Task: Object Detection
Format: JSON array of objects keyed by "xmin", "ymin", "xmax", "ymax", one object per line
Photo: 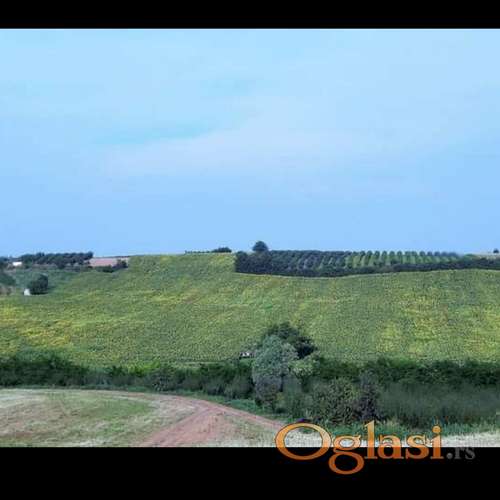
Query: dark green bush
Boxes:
[
  {"xmin": 356, "ymin": 371, "xmax": 381, "ymax": 422},
  {"xmin": 310, "ymin": 378, "xmax": 359, "ymax": 426},
  {"xmin": 261, "ymin": 322, "xmax": 316, "ymax": 359},
  {"xmin": 379, "ymin": 382, "xmax": 500, "ymax": 428},
  {"xmin": 316, "ymin": 357, "xmax": 500, "ymax": 388},
  {"xmin": 223, "ymin": 374, "xmax": 253, "ymax": 399},
  {"xmin": 281, "ymin": 375, "xmax": 307, "ymax": 418},
  {"xmin": 28, "ymin": 274, "xmax": 49, "ymax": 295}
]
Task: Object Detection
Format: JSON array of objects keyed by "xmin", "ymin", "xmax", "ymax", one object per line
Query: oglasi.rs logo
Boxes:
[{"xmin": 275, "ymin": 421, "xmax": 444, "ymax": 475}]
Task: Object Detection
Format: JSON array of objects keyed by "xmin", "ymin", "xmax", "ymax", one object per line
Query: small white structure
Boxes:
[
  {"xmin": 23, "ymin": 288, "xmax": 31, "ymax": 296},
  {"xmin": 12, "ymin": 261, "xmax": 23, "ymax": 268}
]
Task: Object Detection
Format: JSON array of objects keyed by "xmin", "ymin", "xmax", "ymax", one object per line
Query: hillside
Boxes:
[{"xmin": 0, "ymin": 254, "xmax": 499, "ymax": 367}]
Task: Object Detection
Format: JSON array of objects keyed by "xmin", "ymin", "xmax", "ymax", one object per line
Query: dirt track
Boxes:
[{"xmin": 140, "ymin": 395, "xmax": 284, "ymax": 447}]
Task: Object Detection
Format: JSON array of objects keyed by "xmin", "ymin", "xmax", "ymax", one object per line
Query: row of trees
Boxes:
[
  {"xmin": 234, "ymin": 247, "xmax": 500, "ymax": 278},
  {"xmin": 19, "ymin": 252, "xmax": 94, "ymax": 269}
]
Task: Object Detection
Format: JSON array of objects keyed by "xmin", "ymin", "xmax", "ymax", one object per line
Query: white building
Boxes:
[
  {"xmin": 23, "ymin": 288, "xmax": 31, "ymax": 296},
  {"xmin": 12, "ymin": 261, "xmax": 23, "ymax": 268}
]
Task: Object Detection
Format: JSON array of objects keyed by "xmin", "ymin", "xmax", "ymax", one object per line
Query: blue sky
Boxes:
[{"xmin": 2, "ymin": 29, "xmax": 500, "ymax": 256}]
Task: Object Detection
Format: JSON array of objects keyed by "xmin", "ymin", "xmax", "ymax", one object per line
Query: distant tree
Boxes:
[
  {"xmin": 28, "ymin": 275, "xmax": 49, "ymax": 295},
  {"xmin": 252, "ymin": 241, "xmax": 269, "ymax": 253},
  {"xmin": 494, "ymin": 249, "xmax": 499, "ymax": 254},
  {"xmin": 211, "ymin": 247, "xmax": 232, "ymax": 253},
  {"xmin": 0, "ymin": 257, "xmax": 8, "ymax": 270}
]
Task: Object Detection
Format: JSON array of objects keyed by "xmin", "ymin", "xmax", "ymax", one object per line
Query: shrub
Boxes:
[
  {"xmin": 310, "ymin": 378, "xmax": 359, "ymax": 426},
  {"xmin": 0, "ymin": 350, "xmax": 87, "ymax": 386},
  {"xmin": 28, "ymin": 274, "xmax": 49, "ymax": 295},
  {"xmin": 355, "ymin": 371, "xmax": 381, "ymax": 423},
  {"xmin": 201, "ymin": 376, "xmax": 227, "ymax": 395},
  {"xmin": 224, "ymin": 374, "xmax": 253, "ymax": 399},
  {"xmin": 145, "ymin": 365, "xmax": 186, "ymax": 391},
  {"xmin": 282, "ymin": 375, "xmax": 307, "ymax": 418}
]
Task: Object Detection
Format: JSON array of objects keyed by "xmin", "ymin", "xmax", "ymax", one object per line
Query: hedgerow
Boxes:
[{"xmin": 234, "ymin": 250, "xmax": 500, "ymax": 278}]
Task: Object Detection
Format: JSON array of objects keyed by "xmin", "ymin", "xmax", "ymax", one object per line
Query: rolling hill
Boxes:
[{"xmin": 0, "ymin": 254, "xmax": 499, "ymax": 367}]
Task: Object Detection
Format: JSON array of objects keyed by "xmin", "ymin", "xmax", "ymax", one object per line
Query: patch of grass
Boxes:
[
  {"xmin": 0, "ymin": 388, "xmax": 193, "ymax": 447},
  {"xmin": 0, "ymin": 254, "xmax": 499, "ymax": 366}
]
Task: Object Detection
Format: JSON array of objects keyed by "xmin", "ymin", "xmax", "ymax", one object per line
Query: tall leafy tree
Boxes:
[
  {"xmin": 251, "ymin": 335, "xmax": 297, "ymax": 408},
  {"xmin": 252, "ymin": 241, "xmax": 269, "ymax": 253}
]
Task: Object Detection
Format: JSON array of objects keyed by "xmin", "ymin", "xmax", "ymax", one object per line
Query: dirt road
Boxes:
[{"xmin": 140, "ymin": 395, "xmax": 284, "ymax": 447}]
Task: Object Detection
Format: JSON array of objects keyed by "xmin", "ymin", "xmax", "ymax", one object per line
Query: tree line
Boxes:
[
  {"xmin": 234, "ymin": 244, "xmax": 500, "ymax": 278},
  {"xmin": 17, "ymin": 252, "xmax": 94, "ymax": 269}
]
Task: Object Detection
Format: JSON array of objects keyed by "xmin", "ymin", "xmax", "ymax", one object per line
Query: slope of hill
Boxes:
[{"xmin": 0, "ymin": 254, "xmax": 499, "ymax": 367}]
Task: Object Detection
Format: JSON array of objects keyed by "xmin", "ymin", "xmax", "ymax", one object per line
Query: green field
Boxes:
[{"xmin": 0, "ymin": 254, "xmax": 500, "ymax": 367}]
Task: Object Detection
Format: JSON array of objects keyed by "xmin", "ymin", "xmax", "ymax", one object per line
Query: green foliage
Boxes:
[
  {"xmin": 211, "ymin": 247, "xmax": 232, "ymax": 253},
  {"xmin": 261, "ymin": 322, "xmax": 316, "ymax": 359},
  {"xmin": 28, "ymin": 274, "xmax": 49, "ymax": 295},
  {"xmin": 310, "ymin": 378, "xmax": 359, "ymax": 426},
  {"xmin": 252, "ymin": 335, "xmax": 298, "ymax": 408},
  {"xmin": 281, "ymin": 375, "xmax": 307, "ymax": 418},
  {"xmin": 317, "ymin": 358, "xmax": 500, "ymax": 387},
  {"xmin": 96, "ymin": 260, "xmax": 128, "ymax": 273},
  {"xmin": 356, "ymin": 371, "xmax": 381, "ymax": 422},
  {"xmin": 19, "ymin": 252, "xmax": 93, "ymax": 269},
  {"xmin": 0, "ymin": 350, "xmax": 253, "ymax": 398},
  {"xmin": 234, "ymin": 249, "xmax": 496, "ymax": 278},
  {"xmin": 0, "ymin": 271, "xmax": 15, "ymax": 287},
  {"xmin": 252, "ymin": 241, "xmax": 269, "ymax": 253},
  {"xmin": 0, "ymin": 350, "xmax": 88, "ymax": 386},
  {"xmin": 224, "ymin": 373, "xmax": 253, "ymax": 399},
  {"xmin": 379, "ymin": 383, "xmax": 500, "ymax": 428}
]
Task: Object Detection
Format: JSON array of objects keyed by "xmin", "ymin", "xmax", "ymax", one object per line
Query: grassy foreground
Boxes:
[
  {"xmin": 0, "ymin": 389, "xmax": 178, "ymax": 446},
  {"xmin": 0, "ymin": 388, "xmax": 280, "ymax": 447},
  {"xmin": 0, "ymin": 254, "xmax": 500, "ymax": 366}
]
